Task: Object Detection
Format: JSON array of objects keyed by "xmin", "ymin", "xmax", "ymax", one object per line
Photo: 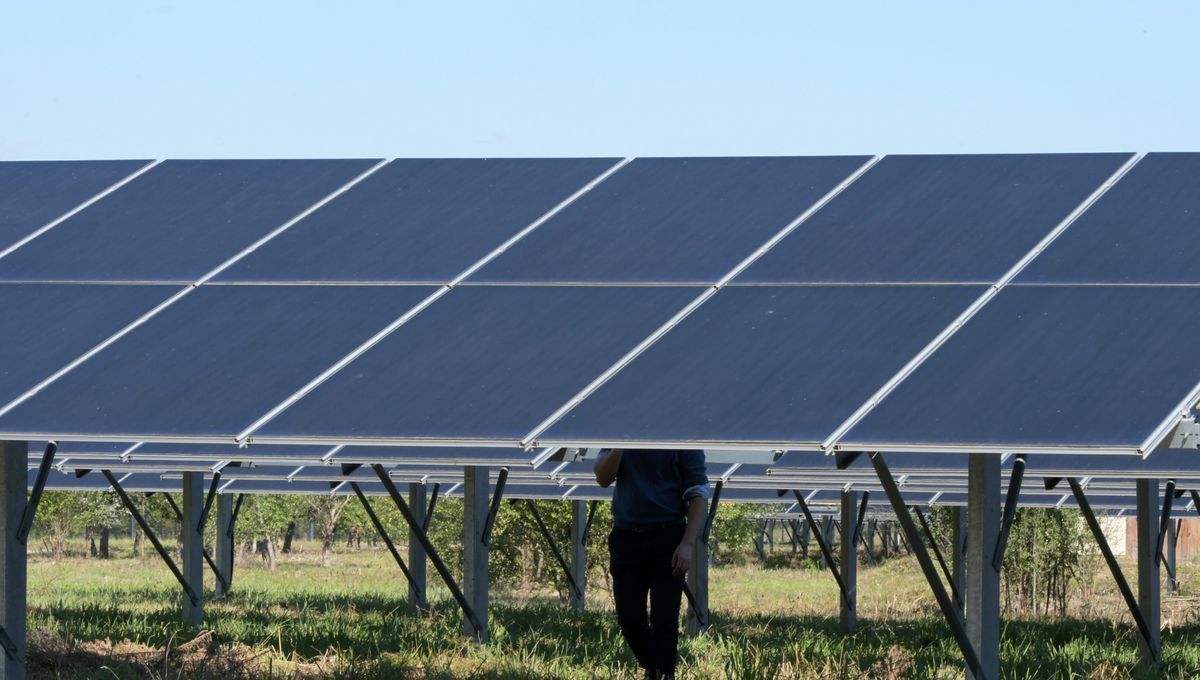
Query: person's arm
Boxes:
[
  {"xmin": 593, "ymin": 449, "xmax": 624, "ymax": 487},
  {"xmin": 671, "ymin": 495, "xmax": 707, "ymax": 576},
  {"xmin": 671, "ymin": 450, "xmax": 711, "ymax": 576}
]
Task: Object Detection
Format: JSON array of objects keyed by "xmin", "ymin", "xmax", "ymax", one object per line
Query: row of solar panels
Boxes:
[
  {"xmin": 1, "ymin": 155, "xmax": 1199, "ymax": 456},
  {"xmin": 31, "ymin": 445, "xmax": 1199, "ymax": 513}
]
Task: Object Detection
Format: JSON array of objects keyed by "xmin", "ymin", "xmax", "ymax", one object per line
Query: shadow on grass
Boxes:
[{"xmin": 30, "ymin": 589, "xmax": 1200, "ymax": 679}]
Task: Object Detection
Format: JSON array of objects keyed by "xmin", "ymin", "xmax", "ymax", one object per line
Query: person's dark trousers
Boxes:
[{"xmin": 609, "ymin": 523, "xmax": 686, "ymax": 678}]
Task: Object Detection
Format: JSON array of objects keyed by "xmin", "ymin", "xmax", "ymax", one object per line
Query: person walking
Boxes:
[{"xmin": 594, "ymin": 448, "xmax": 710, "ymax": 680}]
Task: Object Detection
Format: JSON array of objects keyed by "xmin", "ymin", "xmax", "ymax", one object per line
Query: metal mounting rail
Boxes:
[
  {"xmin": 370, "ymin": 464, "xmax": 485, "ymax": 639},
  {"xmin": 869, "ymin": 453, "xmax": 986, "ymax": 680},
  {"xmin": 105, "ymin": 471, "xmax": 200, "ymax": 608},
  {"xmin": 350, "ymin": 481, "xmax": 422, "ymax": 603},
  {"xmin": 1067, "ymin": 477, "xmax": 1160, "ymax": 668}
]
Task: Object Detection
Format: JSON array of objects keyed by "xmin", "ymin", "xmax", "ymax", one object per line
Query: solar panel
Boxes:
[
  {"xmin": 467, "ymin": 156, "xmax": 870, "ymax": 283},
  {"xmin": 737, "ymin": 153, "xmax": 1132, "ymax": 283},
  {"xmin": 0, "ymin": 160, "xmax": 150, "ymax": 252},
  {"xmin": 130, "ymin": 442, "xmax": 335, "ymax": 463},
  {"xmin": 839, "ymin": 286, "xmax": 1200, "ymax": 454},
  {"xmin": 0, "ymin": 159, "xmax": 379, "ymax": 282},
  {"xmin": 0, "ymin": 285, "xmax": 435, "ymax": 440},
  {"xmin": 330, "ymin": 446, "xmax": 537, "ymax": 466},
  {"xmin": 0, "ymin": 283, "xmax": 177, "ymax": 407},
  {"xmin": 251, "ymin": 285, "xmax": 698, "ymax": 444},
  {"xmin": 539, "ymin": 285, "xmax": 981, "ymax": 448},
  {"xmin": 215, "ymin": 158, "xmax": 619, "ymax": 283},
  {"xmin": 1018, "ymin": 153, "xmax": 1200, "ymax": 284}
]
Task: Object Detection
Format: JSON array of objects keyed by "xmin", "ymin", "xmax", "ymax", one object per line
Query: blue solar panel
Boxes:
[
  {"xmin": 0, "ymin": 284, "xmax": 435, "ymax": 439},
  {"xmin": 841, "ymin": 286, "xmax": 1200, "ymax": 452},
  {"xmin": 1018, "ymin": 153, "xmax": 1200, "ymax": 284},
  {"xmin": 468, "ymin": 156, "xmax": 869, "ymax": 283},
  {"xmin": 0, "ymin": 159, "xmax": 379, "ymax": 282},
  {"xmin": 737, "ymin": 153, "xmax": 1132, "ymax": 283},
  {"xmin": 539, "ymin": 285, "xmax": 982, "ymax": 447},
  {"xmin": 0, "ymin": 160, "xmax": 149, "ymax": 252},
  {"xmin": 130, "ymin": 442, "xmax": 335, "ymax": 462},
  {"xmin": 216, "ymin": 158, "xmax": 618, "ymax": 283},
  {"xmin": 0, "ymin": 283, "xmax": 177, "ymax": 408},
  {"xmin": 253, "ymin": 285, "xmax": 699, "ymax": 443}
]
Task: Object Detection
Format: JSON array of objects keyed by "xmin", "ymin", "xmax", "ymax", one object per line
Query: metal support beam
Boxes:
[
  {"xmin": 1068, "ymin": 478, "xmax": 1160, "ymax": 669},
  {"xmin": 870, "ymin": 453, "xmax": 987, "ymax": 680},
  {"xmin": 1155, "ymin": 479, "xmax": 1176, "ymax": 576},
  {"xmin": 840, "ymin": 490, "xmax": 859, "ymax": 633},
  {"xmin": 791, "ymin": 490, "xmax": 854, "ymax": 615},
  {"xmin": 687, "ymin": 481, "xmax": 721, "ymax": 636},
  {"xmin": 568, "ymin": 500, "xmax": 588, "ymax": 611},
  {"xmin": 423, "ymin": 483, "xmax": 439, "ymax": 533},
  {"xmin": 181, "ymin": 472, "xmax": 204, "ymax": 625},
  {"xmin": 951, "ymin": 506, "xmax": 966, "ymax": 612},
  {"xmin": 913, "ymin": 504, "xmax": 963, "ymax": 612},
  {"xmin": 1166, "ymin": 517, "xmax": 1179, "ymax": 595},
  {"xmin": 351, "ymin": 482, "xmax": 421, "ymax": 602},
  {"xmin": 966, "ymin": 453, "xmax": 1001, "ymax": 680},
  {"xmin": 16, "ymin": 441, "xmax": 55, "ymax": 546},
  {"xmin": 196, "ymin": 471, "xmax": 221, "ymax": 534},
  {"xmin": 408, "ymin": 483, "xmax": 428, "ymax": 611},
  {"xmin": 480, "ymin": 467, "xmax": 508, "ymax": 548},
  {"xmin": 463, "ymin": 466, "xmax": 490, "ymax": 642},
  {"xmin": 523, "ymin": 500, "xmax": 584, "ymax": 604},
  {"xmin": 992, "ymin": 454, "xmax": 1026, "ymax": 571},
  {"xmin": 155, "ymin": 488, "xmax": 229, "ymax": 595},
  {"xmin": 370, "ymin": 465, "xmax": 484, "ymax": 639},
  {"xmin": 1136, "ymin": 479, "xmax": 1162, "ymax": 671},
  {"xmin": 214, "ymin": 494, "xmax": 234, "ymax": 598},
  {"xmin": 0, "ymin": 441, "xmax": 28, "ymax": 678},
  {"xmin": 104, "ymin": 471, "xmax": 200, "ymax": 612}
]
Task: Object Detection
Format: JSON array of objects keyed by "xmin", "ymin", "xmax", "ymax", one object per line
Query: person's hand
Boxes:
[{"xmin": 671, "ymin": 541, "xmax": 693, "ymax": 577}]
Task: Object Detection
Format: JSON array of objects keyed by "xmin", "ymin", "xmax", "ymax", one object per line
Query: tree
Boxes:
[
  {"xmin": 306, "ymin": 495, "xmax": 353, "ymax": 567},
  {"xmin": 33, "ymin": 491, "xmax": 123, "ymax": 559}
]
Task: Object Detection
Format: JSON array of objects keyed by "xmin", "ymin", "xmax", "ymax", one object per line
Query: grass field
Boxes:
[{"xmin": 25, "ymin": 539, "xmax": 1200, "ymax": 679}]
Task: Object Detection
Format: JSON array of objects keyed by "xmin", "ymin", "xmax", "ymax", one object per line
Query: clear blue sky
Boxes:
[{"xmin": 3, "ymin": 2, "xmax": 1197, "ymax": 159}]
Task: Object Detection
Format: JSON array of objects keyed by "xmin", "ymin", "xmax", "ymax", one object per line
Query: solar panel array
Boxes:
[{"xmin": 1, "ymin": 154, "xmax": 1199, "ymax": 459}]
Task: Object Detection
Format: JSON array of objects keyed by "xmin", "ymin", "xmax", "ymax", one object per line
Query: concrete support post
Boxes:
[
  {"xmin": 214, "ymin": 494, "xmax": 234, "ymax": 598},
  {"xmin": 951, "ymin": 506, "xmax": 966, "ymax": 611},
  {"xmin": 1167, "ymin": 518, "xmax": 1178, "ymax": 595},
  {"xmin": 181, "ymin": 472, "xmax": 204, "ymax": 626},
  {"xmin": 569, "ymin": 500, "xmax": 587, "ymax": 611},
  {"xmin": 840, "ymin": 491, "xmax": 859, "ymax": 633},
  {"xmin": 1136, "ymin": 479, "xmax": 1162, "ymax": 670},
  {"xmin": 463, "ymin": 467, "xmax": 489, "ymax": 642},
  {"xmin": 966, "ymin": 454, "xmax": 1000, "ymax": 680},
  {"xmin": 685, "ymin": 536, "xmax": 709, "ymax": 637},
  {"xmin": 408, "ymin": 483, "xmax": 428, "ymax": 611},
  {"xmin": 0, "ymin": 441, "xmax": 27, "ymax": 680}
]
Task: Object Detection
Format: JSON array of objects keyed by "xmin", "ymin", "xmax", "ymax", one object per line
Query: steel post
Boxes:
[
  {"xmin": 965, "ymin": 454, "xmax": 1000, "ymax": 680},
  {"xmin": 463, "ymin": 466, "xmax": 489, "ymax": 642},
  {"xmin": 1136, "ymin": 479, "xmax": 1162, "ymax": 670},
  {"xmin": 408, "ymin": 482, "xmax": 428, "ymax": 611},
  {"xmin": 181, "ymin": 472, "xmax": 204, "ymax": 625},
  {"xmin": 214, "ymin": 494, "xmax": 234, "ymax": 598},
  {"xmin": 0, "ymin": 441, "xmax": 27, "ymax": 680},
  {"xmin": 569, "ymin": 499, "xmax": 587, "ymax": 611},
  {"xmin": 840, "ymin": 490, "xmax": 859, "ymax": 633}
]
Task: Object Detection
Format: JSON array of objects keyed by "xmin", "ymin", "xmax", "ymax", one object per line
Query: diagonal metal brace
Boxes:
[
  {"xmin": 1068, "ymin": 477, "xmax": 1160, "ymax": 667},
  {"xmin": 196, "ymin": 471, "xmax": 222, "ymax": 533},
  {"xmin": 992, "ymin": 453, "xmax": 1026, "ymax": 571},
  {"xmin": 227, "ymin": 493, "xmax": 245, "ymax": 540},
  {"xmin": 791, "ymin": 490, "xmax": 854, "ymax": 611},
  {"xmin": 912, "ymin": 504, "xmax": 963, "ymax": 611},
  {"xmin": 104, "ymin": 471, "xmax": 200, "ymax": 608},
  {"xmin": 1155, "ymin": 479, "xmax": 1176, "ymax": 573},
  {"xmin": 854, "ymin": 491, "xmax": 869, "ymax": 545},
  {"xmin": 522, "ymin": 499, "xmax": 584, "ymax": 603},
  {"xmin": 582, "ymin": 500, "xmax": 599, "ymax": 544},
  {"xmin": 371, "ymin": 464, "xmax": 485, "ymax": 639},
  {"xmin": 17, "ymin": 441, "xmax": 58, "ymax": 545},
  {"xmin": 702, "ymin": 480, "xmax": 724, "ymax": 545},
  {"xmin": 350, "ymin": 481, "xmax": 422, "ymax": 603},
  {"xmin": 154, "ymin": 488, "xmax": 229, "ymax": 594},
  {"xmin": 870, "ymin": 453, "xmax": 987, "ymax": 680},
  {"xmin": 480, "ymin": 467, "xmax": 509, "ymax": 547},
  {"xmin": 0, "ymin": 625, "xmax": 19, "ymax": 662},
  {"xmin": 423, "ymin": 483, "xmax": 440, "ymax": 532}
]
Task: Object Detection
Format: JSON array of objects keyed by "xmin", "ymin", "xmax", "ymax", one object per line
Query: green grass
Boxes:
[{"xmin": 24, "ymin": 540, "xmax": 1200, "ymax": 679}]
